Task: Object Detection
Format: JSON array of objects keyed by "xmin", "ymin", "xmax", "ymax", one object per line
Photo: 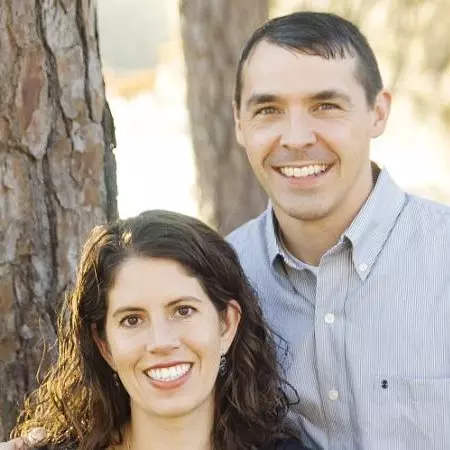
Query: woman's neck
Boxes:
[{"xmin": 126, "ymin": 398, "xmax": 214, "ymax": 450}]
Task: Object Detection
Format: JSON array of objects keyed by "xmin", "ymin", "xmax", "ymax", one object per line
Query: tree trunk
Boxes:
[
  {"xmin": 0, "ymin": 0, "xmax": 116, "ymax": 440},
  {"xmin": 179, "ymin": 0, "xmax": 269, "ymax": 235}
]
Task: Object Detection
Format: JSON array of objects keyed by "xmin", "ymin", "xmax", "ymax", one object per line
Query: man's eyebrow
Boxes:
[
  {"xmin": 309, "ymin": 89, "xmax": 352, "ymax": 104},
  {"xmin": 244, "ymin": 90, "xmax": 352, "ymax": 110},
  {"xmin": 245, "ymin": 93, "xmax": 281, "ymax": 110}
]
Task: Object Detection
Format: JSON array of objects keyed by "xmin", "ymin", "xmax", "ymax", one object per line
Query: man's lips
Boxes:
[{"xmin": 275, "ymin": 163, "xmax": 333, "ymax": 178}]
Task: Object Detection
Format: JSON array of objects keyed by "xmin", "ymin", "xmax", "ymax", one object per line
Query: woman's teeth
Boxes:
[
  {"xmin": 146, "ymin": 363, "xmax": 192, "ymax": 382},
  {"xmin": 279, "ymin": 164, "xmax": 328, "ymax": 178}
]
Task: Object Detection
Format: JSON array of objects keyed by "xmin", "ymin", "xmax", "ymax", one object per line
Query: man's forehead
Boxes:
[
  {"xmin": 240, "ymin": 41, "xmax": 359, "ymax": 97},
  {"xmin": 244, "ymin": 40, "xmax": 357, "ymax": 74}
]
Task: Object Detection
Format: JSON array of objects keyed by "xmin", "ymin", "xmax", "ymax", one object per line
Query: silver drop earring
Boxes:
[
  {"xmin": 113, "ymin": 372, "xmax": 120, "ymax": 388},
  {"xmin": 219, "ymin": 354, "xmax": 227, "ymax": 376}
]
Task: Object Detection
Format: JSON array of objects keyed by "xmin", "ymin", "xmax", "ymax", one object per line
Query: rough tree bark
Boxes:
[
  {"xmin": 0, "ymin": 0, "xmax": 117, "ymax": 440},
  {"xmin": 179, "ymin": 0, "xmax": 269, "ymax": 235}
]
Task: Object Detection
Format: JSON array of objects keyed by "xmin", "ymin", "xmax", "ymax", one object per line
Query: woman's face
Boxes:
[{"xmin": 95, "ymin": 257, "xmax": 240, "ymax": 420}]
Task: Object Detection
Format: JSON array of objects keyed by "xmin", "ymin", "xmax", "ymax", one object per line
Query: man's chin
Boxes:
[{"xmin": 274, "ymin": 199, "xmax": 332, "ymax": 223}]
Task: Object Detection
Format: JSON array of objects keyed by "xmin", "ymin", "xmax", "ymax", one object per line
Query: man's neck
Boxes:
[
  {"xmin": 277, "ymin": 213, "xmax": 346, "ymax": 266},
  {"xmin": 275, "ymin": 166, "xmax": 378, "ymax": 266}
]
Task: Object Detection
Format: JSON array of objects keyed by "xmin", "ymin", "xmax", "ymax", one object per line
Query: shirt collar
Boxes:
[
  {"xmin": 265, "ymin": 200, "xmax": 281, "ymax": 265},
  {"xmin": 344, "ymin": 166, "xmax": 406, "ymax": 280},
  {"xmin": 264, "ymin": 165, "xmax": 406, "ymax": 279}
]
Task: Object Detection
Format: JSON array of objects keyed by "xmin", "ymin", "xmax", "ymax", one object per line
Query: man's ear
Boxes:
[
  {"xmin": 371, "ymin": 90, "xmax": 391, "ymax": 138},
  {"xmin": 233, "ymin": 101, "xmax": 244, "ymax": 147},
  {"xmin": 91, "ymin": 323, "xmax": 115, "ymax": 370},
  {"xmin": 220, "ymin": 299, "xmax": 242, "ymax": 354}
]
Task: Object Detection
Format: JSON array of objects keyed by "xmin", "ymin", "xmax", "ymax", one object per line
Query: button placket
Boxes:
[
  {"xmin": 328, "ymin": 389, "xmax": 339, "ymax": 401},
  {"xmin": 314, "ymin": 245, "xmax": 354, "ymax": 445}
]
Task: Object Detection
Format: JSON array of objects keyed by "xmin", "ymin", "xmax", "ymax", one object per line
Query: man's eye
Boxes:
[
  {"xmin": 254, "ymin": 106, "xmax": 279, "ymax": 116},
  {"xmin": 175, "ymin": 306, "xmax": 196, "ymax": 318},
  {"xmin": 120, "ymin": 315, "xmax": 142, "ymax": 327},
  {"xmin": 316, "ymin": 103, "xmax": 339, "ymax": 111}
]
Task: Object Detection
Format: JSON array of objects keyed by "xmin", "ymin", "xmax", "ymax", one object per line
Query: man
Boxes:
[{"xmin": 227, "ymin": 11, "xmax": 450, "ymax": 450}]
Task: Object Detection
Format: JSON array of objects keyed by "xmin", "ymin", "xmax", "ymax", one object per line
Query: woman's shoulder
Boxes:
[
  {"xmin": 261, "ymin": 437, "xmax": 310, "ymax": 450},
  {"xmin": 39, "ymin": 443, "xmax": 77, "ymax": 450}
]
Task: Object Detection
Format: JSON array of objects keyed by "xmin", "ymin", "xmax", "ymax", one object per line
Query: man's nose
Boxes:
[
  {"xmin": 279, "ymin": 110, "xmax": 317, "ymax": 150},
  {"xmin": 145, "ymin": 317, "xmax": 180, "ymax": 354}
]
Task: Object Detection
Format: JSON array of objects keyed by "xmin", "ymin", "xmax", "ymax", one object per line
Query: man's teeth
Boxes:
[
  {"xmin": 146, "ymin": 363, "xmax": 191, "ymax": 382},
  {"xmin": 279, "ymin": 164, "xmax": 328, "ymax": 178}
]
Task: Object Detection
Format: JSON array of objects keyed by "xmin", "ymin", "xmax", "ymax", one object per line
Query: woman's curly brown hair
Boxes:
[{"xmin": 13, "ymin": 210, "xmax": 297, "ymax": 450}]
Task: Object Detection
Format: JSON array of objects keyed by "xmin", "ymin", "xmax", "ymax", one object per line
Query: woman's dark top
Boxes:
[
  {"xmin": 262, "ymin": 438, "xmax": 310, "ymax": 449},
  {"xmin": 40, "ymin": 437, "xmax": 309, "ymax": 449}
]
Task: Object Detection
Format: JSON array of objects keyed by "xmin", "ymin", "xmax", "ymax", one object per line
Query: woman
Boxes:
[{"xmin": 3, "ymin": 210, "xmax": 306, "ymax": 450}]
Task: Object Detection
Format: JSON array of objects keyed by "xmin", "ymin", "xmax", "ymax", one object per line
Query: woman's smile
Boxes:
[{"xmin": 145, "ymin": 362, "xmax": 194, "ymax": 390}]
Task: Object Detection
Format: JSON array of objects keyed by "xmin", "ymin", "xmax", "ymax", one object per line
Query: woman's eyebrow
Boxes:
[
  {"xmin": 165, "ymin": 296, "xmax": 203, "ymax": 307},
  {"xmin": 111, "ymin": 296, "xmax": 204, "ymax": 317},
  {"xmin": 112, "ymin": 306, "xmax": 146, "ymax": 318}
]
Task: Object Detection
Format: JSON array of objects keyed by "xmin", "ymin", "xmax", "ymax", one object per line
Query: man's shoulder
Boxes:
[
  {"xmin": 226, "ymin": 211, "xmax": 272, "ymax": 275},
  {"xmin": 405, "ymin": 193, "xmax": 450, "ymax": 226},
  {"xmin": 226, "ymin": 211, "xmax": 267, "ymax": 252}
]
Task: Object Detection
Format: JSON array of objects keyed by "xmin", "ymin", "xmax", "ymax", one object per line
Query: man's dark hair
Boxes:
[{"xmin": 234, "ymin": 11, "xmax": 383, "ymax": 110}]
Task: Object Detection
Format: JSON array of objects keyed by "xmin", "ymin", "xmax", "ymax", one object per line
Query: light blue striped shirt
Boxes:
[{"xmin": 227, "ymin": 168, "xmax": 450, "ymax": 450}]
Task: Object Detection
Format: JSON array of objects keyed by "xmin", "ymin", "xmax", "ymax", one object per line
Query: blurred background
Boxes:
[{"xmin": 98, "ymin": 0, "xmax": 450, "ymax": 233}]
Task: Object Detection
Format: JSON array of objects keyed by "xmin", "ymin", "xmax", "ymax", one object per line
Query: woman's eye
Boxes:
[
  {"xmin": 120, "ymin": 315, "xmax": 142, "ymax": 327},
  {"xmin": 175, "ymin": 306, "xmax": 195, "ymax": 318}
]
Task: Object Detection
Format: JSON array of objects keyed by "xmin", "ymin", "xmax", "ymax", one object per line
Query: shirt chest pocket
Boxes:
[{"xmin": 370, "ymin": 376, "xmax": 450, "ymax": 450}]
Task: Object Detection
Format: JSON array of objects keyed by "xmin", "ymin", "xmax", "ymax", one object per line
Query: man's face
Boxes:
[{"xmin": 235, "ymin": 41, "xmax": 390, "ymax": 224}]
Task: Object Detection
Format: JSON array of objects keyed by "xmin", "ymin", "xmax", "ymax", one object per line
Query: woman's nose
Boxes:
[{"xmin": 145, "ymin": 318, "xmax": 181, "ymax": 354}]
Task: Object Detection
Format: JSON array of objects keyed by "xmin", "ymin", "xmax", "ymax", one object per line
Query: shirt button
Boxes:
[
  {"xmin": 359, "ymin": 262, "xmax": 368, "ymax": 272},
  {"xmin": 324, "ymin": 313, "xmax": 335, "ymax": 324},
  {"xmin": 329, "ymin": 390, "xmax": 339, "ymax": 401}
]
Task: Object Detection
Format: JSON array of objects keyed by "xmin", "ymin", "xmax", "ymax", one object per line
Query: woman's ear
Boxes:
[
  {"xmin": 91, "ymin": 323, "xmax": 115, "ymax": 370},
  {"xmin": 220, "ymin": 299, "xmax": 242, "ymax": 354}
]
